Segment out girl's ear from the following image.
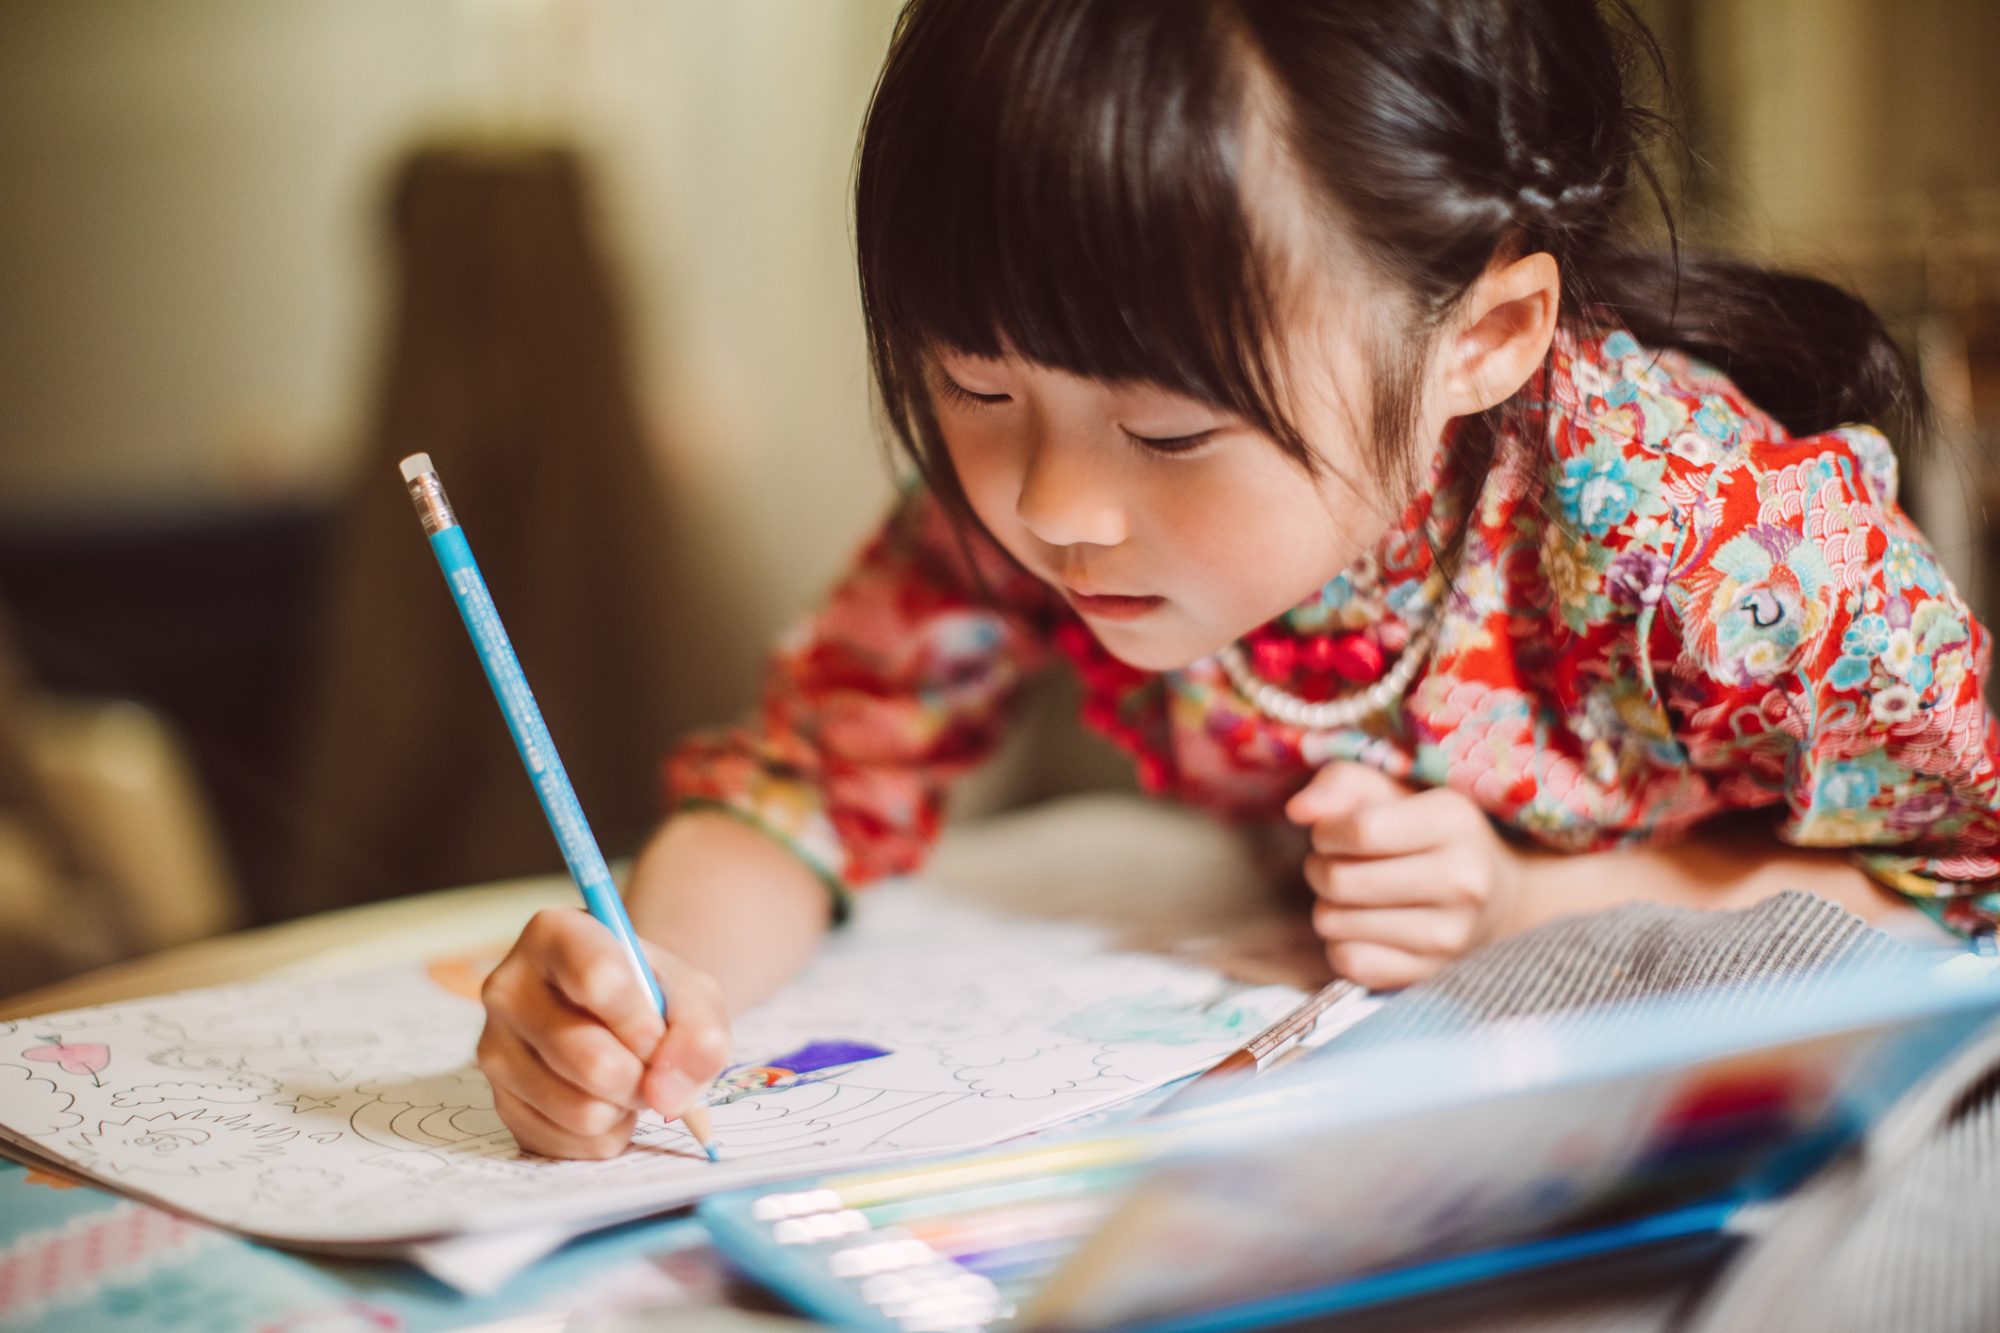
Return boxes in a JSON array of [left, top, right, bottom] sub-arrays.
[[1436, 251, 1560, 418]]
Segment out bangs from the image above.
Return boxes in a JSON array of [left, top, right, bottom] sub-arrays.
[[857, 0, 1301, 458]]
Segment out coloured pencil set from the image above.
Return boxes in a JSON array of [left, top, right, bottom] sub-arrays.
[[720, 1140, 1148, 1332], [700, 955, 2000, 1333]]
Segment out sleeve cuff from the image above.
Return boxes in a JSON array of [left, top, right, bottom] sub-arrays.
[[674, 797, 857, 926], [1854, 851, 2000, 947]]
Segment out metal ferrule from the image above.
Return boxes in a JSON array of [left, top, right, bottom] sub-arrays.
[[405, 471, 458, 535]]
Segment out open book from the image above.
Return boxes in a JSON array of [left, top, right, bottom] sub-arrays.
[[0, 888, 1300, 1254], [697, 953, 2000, 1333]]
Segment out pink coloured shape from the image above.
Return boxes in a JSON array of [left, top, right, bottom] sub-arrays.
[[23, 1040, 110, 1086], [259, 1299, 403, 1332], [0, 1202, 206, 1320]]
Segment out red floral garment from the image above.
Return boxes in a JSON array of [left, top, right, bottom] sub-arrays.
[[668, 329, 2000, 936]]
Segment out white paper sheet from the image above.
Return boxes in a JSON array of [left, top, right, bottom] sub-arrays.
[[0, 888, 1298, 1250]]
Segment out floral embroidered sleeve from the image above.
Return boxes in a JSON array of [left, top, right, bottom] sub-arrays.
[[1659, 424, 2000, 937], [665, 487, 1061, 909]]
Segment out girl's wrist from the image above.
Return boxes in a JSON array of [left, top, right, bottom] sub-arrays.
[[660, 810, 835, 1005], [1486, 841, 1576, 942]]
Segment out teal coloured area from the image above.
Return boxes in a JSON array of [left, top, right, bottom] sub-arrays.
[[0, 1157, 709, 1332], [1057, 989, 1270, 1046]]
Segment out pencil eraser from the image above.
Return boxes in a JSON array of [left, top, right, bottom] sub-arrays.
[[398, 453, 435, 482]]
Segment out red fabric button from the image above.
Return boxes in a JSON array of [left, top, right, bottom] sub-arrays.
[[1251, 637, 1298, 680], [1326, 635, 1386, 684]]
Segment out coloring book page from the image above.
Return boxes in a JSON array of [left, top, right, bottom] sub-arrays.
[[0, 887, 1299, 1250]]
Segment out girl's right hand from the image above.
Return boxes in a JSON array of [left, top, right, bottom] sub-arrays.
[[477, 907, 733, 1160]]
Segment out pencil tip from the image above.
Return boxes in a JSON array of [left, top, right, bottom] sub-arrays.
[[704, 1142, 722, 1163]]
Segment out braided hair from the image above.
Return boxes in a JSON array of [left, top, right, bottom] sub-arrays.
[[1241, 0, 1924, 476]]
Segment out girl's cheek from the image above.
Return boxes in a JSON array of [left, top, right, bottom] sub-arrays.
[[1166, 457, 1302, 548], [942, 428, 1028, 537], [1202, 463, 1369, 599]]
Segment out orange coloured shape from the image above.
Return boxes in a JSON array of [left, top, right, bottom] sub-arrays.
[[23, 1166, 83, 1190], [424, 948, 504, 1002]]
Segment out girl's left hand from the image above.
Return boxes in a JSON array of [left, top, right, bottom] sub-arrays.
[[1285, 762, 1527, 990]]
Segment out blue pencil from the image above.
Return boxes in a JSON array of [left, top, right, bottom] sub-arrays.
[[399, 452, 719, 1162]]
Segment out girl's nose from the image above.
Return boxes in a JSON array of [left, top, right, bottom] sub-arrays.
[[1015, 436, 1128, 550]]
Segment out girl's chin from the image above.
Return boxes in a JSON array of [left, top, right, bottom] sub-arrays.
[[1085, 619, 1230, 674]]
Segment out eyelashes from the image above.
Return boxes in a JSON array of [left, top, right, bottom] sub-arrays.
[[931, 373, 1011, 410], [1120, 427, 1217, 456], [929, 369, 1221, 459]]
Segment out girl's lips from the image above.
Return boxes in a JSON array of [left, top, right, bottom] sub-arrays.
[[1068, 590, 1167, 621]]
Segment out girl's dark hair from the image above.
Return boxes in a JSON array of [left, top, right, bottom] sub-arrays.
[[855, 0, 1926, 524]]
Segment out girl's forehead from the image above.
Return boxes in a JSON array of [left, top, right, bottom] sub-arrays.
[[931, 346, 1232, 402], [926, 320, 1375, 419], [913, 114, 1380, 396]]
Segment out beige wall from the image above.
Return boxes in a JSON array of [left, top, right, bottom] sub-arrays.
[[1691, 0, 2000, 272], [0, 0, 906, 653]]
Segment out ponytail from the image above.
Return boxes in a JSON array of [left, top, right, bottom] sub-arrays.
[[1594, 251, 1927, 444]]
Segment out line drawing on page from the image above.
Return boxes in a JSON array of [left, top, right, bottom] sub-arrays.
[[0, 889, 1301, 1246]]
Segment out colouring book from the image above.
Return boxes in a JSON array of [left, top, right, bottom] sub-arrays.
[[0, 889, 1299, 1251]]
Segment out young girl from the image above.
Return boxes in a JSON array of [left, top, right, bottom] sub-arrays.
[[476, 0, 2000, 1159]]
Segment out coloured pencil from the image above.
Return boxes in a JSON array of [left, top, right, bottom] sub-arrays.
[[1151, 978, 1364, 1113], [399, 452, 718, 1161]]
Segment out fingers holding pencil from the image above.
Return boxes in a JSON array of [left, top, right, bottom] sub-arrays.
[[480, 907, 729, 1160], [639, 948, 732, 1143], [403, 455, 727, 1164]]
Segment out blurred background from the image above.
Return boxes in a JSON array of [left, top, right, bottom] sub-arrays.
[[0, 0, 1995, 995]]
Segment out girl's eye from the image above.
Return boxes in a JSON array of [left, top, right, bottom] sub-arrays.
[[1122, 428, 1219, 457], [932, 372, 1011, 409]]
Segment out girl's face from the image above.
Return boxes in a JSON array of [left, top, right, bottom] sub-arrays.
[[931, 333, 1438, 672]]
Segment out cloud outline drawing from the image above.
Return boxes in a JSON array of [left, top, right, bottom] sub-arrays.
[[0, 1061, 82, 1135], [110, 1080, 269, 1108]]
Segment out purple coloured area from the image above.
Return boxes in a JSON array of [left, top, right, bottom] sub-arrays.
[[768, 1040, 892, 1075]]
